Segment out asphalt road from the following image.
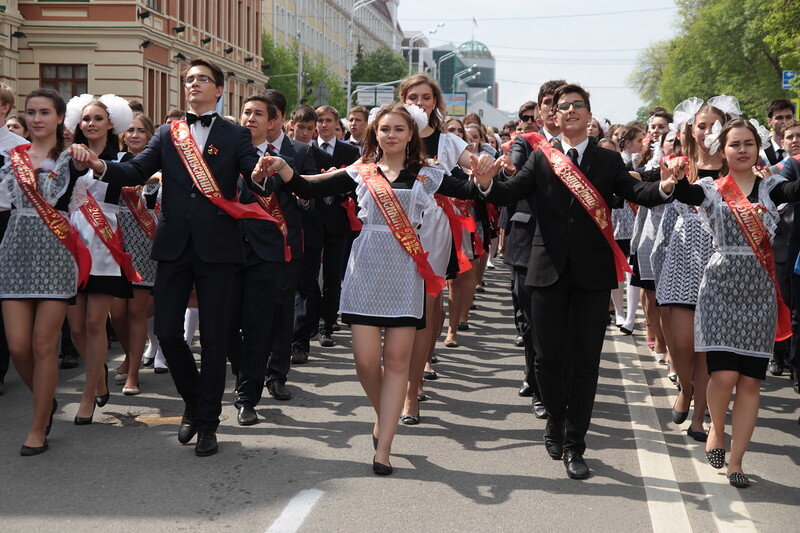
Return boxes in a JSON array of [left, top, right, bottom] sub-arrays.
[[0, 266, 798, 532]]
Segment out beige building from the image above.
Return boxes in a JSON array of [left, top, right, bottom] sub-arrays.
[[263, 0, 402, 79], [1, 1, 267, 123]]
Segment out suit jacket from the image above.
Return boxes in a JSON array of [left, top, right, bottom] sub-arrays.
[[502, 135, 541, 269], [103, 119, 272, 264], [311, 139, 361, 236], [764, 144, 780, 166], [781, 157, 800, 267], [486, 137, 668, 290]]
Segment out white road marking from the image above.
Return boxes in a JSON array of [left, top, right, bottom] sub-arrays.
[[265, 489, 325, 533], [613, 335, 693, 533]]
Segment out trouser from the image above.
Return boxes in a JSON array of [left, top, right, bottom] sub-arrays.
[[266, 259, 301, 385], [513, 265, 540, 395], [153, 240, 237, 432], [530, 265, 609, 454], [320, 231, 348, 333], [293, 246, 323, 350]]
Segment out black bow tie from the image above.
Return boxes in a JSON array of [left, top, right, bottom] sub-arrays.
[[187, 112, 217, 127]]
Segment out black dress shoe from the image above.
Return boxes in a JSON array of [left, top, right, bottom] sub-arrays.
[[178, 409, 197, 444], [686, 427, 708, 442], [545, 441, 563, 460], [94, 364, 110, 407], [518, 382, 533, 397], [46, 398, 58, 436], [372, 457, 393, 475], [544, 419, 564, 459], [267, 380, 292, 401], [514, 335, 525, 347], [195, 430, 218, 457], [422, 370, 438, 381], [20, 440, 49, 456], [291, 346, 309, 364], [319, 333, 335, 347], [457, 322, 469, 331], [237, 405, 258, 426], [532, 398, 548, 419], [563, 450, 590, 479]]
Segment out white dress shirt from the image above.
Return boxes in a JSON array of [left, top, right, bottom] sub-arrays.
[[190, 110, 217, 150], [267, 131, 286, 155], [317, 136, 336, 156], [560, 137, 590, 165], [0, 125, 27, 153]]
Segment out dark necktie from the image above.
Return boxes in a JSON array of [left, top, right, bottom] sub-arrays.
[[186, 112, 217, 127], [322, 142, 331, 153], [777, 148, 785, 161], [567, 148, 580, 166], [268, 144, 277, 153]]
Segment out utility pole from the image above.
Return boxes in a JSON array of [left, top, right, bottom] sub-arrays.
[[296, 31, 303, 106]]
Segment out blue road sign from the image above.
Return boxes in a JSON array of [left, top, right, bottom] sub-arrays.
[[783, 70, 797, 90]]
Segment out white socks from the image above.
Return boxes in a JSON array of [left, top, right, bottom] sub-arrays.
[[184, 307, 199, 346], [621, 274, 640, 332], [610, 282, 626, 326]]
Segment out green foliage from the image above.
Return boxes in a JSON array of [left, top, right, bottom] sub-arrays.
[[351, 47, 408, 84], [632, 0, 799, 121]]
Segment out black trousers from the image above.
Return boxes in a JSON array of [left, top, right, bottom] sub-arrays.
[[513, 265, 540, 394], [320, 231, 348, 333], [226, 244, 288, 408], [293, 246, 323, 350], [788, 268, 800, 379], [266, 259, 301, 385], [153, 240, 237, 432], [530, 265, 609, 454], [510, 267, 525, 336]]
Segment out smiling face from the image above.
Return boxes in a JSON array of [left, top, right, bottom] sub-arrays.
[[723, 126, 759, 173], [25, 96, 63, 142], [80, 103, 113, 144], [403, 82, 436, 120], [184, 65, 223, 111], [123, 117, 151, 154], [554, 92, 591, 138], [376, 112, 411, 157]]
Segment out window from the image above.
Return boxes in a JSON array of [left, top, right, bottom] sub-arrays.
[[146, 0, 162, 12], [41, 64, 88, 101]]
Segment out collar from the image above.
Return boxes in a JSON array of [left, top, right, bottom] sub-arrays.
[[255, 140, 272, 156], [317, 136, 336, 149], [560, 136, 589, 159], [268, 131, 285, 151], [541, 127, 561, 141], [772, 137, 783, 153]]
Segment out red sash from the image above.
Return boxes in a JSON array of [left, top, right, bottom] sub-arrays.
[[435, 194, 472, 273], [9, 144, 92, 288], [358, 163, 445, 297], [341, 197, 363, 231], [169, 121, 277, 223], [520, 132, 632, 282], [253, 193, 292, 262], [121, 186, 157, 240], [79, 191, 142, 283], [627, 201, 639, 215], [717, 175, 791, 341]]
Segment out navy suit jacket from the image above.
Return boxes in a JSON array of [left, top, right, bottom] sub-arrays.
[[311, 139, 360, 236], [103, 119, 272, 264]]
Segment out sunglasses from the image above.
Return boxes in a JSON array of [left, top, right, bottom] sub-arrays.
[[519, 115, 537, 122], [556, 100, 588, 111]]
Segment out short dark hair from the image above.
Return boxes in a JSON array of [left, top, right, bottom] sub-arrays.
[[767, 98, 795, 118], [537, 79, 567, 105], [552, 83, 592, 112], [242, 94, 278, 121], [183, 58, 224, 87], [503, 120, 518, 131], [128, 100, 145, 114], [165, 109, 185, 122], [292, 105, 317, 123], [263, 89, 287, 116], [518, 101, 537, 118], [782, 118, 800, 137], [316, 105, 339, 122], [348, 105, 368, 122], [650, 108, 673, 123]]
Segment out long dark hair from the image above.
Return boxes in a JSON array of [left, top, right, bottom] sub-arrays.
[[24, 89, 66, 160], [73, 99, 120, 153], [361, 103, 426, 169]]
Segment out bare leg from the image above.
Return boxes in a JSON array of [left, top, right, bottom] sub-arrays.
[[375, 326, 416, 465], [705, 369, 738, 453], [728, 375, 761, 475], [690, 352, 709, 431], [351, 325, 384, 439], [27, 301, 67, 446], [123, 289, 150, 389], [405, 294, 435, 418], [668, 306, 696, 413], [460, 258, 481, 323], [109, 298, 130, 374], [643, 289, 666, 354], [76, 293, 115, 418], [4, 301, 35, 389]]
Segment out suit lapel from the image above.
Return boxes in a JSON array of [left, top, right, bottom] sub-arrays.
[[203, 118, 226, 157], [281, 137, 299, 160], [580, 140, 599, 177]]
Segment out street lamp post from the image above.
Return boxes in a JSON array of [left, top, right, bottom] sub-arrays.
[[346, 0, 378, 115], [407, 23, 444, 75], [435, 50, 457, 84], [456, 72, 480, 92], [452, 64, 477, 92], [467, 85, 492, 110]]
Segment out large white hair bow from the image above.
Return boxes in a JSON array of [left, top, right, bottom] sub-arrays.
[[673, 97, 704, 130], [748, 118, 772, 146], [64, 93, 96, 133], [665, 122, 679, 142], [708, 94, 742, 119], [98, 94, 133, 135], [404, 103, 429, 132], [704, 120, 724, 154], [367, 106, 380, 125]]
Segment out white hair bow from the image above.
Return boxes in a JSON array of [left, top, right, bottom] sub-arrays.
[[708, 94, 742, 119], [665, 122, 679, 142], [367, 107, 380, 125], [704, 120, 723, 154], [98, 94, 133, 135], [748, 118, 772, 146], [404, 104, 429, 132], [673, 97, 704, 130], [64, 94, 96, 133]]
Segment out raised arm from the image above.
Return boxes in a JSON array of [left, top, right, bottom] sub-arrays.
[[436, 167, 479, 200], [479, 151, 537, 206]]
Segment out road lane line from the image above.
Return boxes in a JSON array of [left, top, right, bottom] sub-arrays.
[[265, 489, 325, 533], [612, 335, 693, 533]]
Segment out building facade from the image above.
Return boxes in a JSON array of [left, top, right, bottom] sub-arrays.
[[2, 1, 266, 123], [262, 0, 403, 80]]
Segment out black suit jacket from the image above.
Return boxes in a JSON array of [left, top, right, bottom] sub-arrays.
[[502, 135, 543, 269], [103, 119, 271, 263], [311, 139, 361, 236], [486, 137, 668, 290], [764, 144, 780, 166]]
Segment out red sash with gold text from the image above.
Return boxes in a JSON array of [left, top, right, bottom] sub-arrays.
[[79, 191, 142, 283], [10, 144, 92, 288], [169, 121, 277, 223], [717, 175, 791, 341], [521, 132, 631, 281], [358, 163, 445, 297], [434, 194, 472, 273], [121, 186, 157, 240], [254, 193, 292, 262]]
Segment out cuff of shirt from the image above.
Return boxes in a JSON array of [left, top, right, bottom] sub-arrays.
[[658, 182, 672, 199], [96, 160, 108, 181], [478, 178, 494, 196]]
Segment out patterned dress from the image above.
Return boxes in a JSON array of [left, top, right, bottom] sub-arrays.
[[117, 184, 159, 288]]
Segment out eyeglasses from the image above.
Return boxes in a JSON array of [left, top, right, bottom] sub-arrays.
[[184, 75, 213, 85], [556, 100, 588, 111], [519, 115, 537, 122]]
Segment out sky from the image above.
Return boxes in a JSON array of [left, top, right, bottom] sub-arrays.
[[397, 0, 679, 123]]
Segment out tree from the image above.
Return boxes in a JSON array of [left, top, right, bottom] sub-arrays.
[[627, 40, 671, 105], [351, 47, 408, 84], [763, 0, 800, 74]]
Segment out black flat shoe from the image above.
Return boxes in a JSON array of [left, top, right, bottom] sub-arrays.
[[728, 472, 750, 488], [422, 371, 438, 381], [706, 448, 725, 469], [154, 366, 169, 374], [195, 430, 218, 457], [46, 398, 58, 436], [671, 390, 692, 424], [142, 357, 154, 368], [687, 427, 708, 442], [619, 326, 633, 335], [430, 354, 438, 364], [95, 364, 110, 407], [563, 450, 590, 479], [457, 322, 469, 331], [372, 457, 393, 476], [417, 393, 428, 402], [400, 414, 420, 425], [20, 440, 48, 456]]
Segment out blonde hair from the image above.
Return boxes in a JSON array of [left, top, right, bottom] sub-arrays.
[[0, 82, 15, 110]]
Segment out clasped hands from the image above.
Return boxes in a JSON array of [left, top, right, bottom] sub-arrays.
[[469, 153, 513, 190]]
